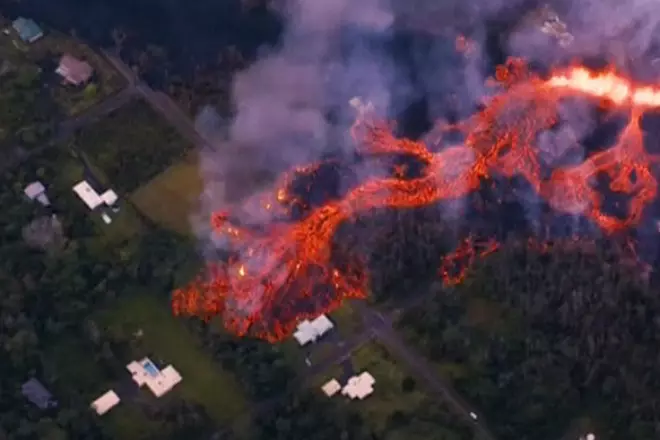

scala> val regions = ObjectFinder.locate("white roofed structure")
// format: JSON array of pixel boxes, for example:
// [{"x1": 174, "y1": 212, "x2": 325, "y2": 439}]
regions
[
  {"x1": 293, "y1": 314, "x2": 335, "y2": 346},
  {"x1": 24, "y1": 181, "x2": 50, "y2": 206},
  {"x1": 341, "y1": 371, "x2": 375, "y2": 400},
  {"x1": 100, "y1": 190, "x2": 118, "y2": 206},
  {"x1": 321, "y1": 379, "x2": 341, "y2": 397},
  {"x1": 127, "y1": 358, "x2": 182, "y2": 398},
  {"x1": 73, "y1": 181, "x2": 104, "y2": 210},
  {"x1": 90, "y1": 390, "x2": 120, "y2": 415}
]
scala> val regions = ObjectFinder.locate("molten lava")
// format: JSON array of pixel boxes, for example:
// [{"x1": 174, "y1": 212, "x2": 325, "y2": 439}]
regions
[{"x1": 173, "y1": 59, "x2": 660, "y2": 342}]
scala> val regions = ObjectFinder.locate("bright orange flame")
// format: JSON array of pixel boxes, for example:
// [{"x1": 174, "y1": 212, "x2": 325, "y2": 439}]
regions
[{"x1": 173, "y1": 59, "x2": 660, "y2": 342}]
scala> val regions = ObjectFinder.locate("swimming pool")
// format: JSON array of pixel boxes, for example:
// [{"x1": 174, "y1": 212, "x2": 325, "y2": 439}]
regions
[{"x1": 142, "y1": 360, "x2": 160, "y2": 377}]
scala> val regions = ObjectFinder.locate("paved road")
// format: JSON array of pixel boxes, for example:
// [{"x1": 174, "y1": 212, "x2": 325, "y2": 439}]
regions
[
  {"x1": 353, "y1": 301, "x2": 499, "y2": 440},
  {"x1": 102, "y1": 49, "x2": 216, "y2": 151}
]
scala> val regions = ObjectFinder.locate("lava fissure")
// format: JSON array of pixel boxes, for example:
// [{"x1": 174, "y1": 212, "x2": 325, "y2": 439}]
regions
[{"x1": 173, "y1": 59, "x2": 660, "y2": 342}]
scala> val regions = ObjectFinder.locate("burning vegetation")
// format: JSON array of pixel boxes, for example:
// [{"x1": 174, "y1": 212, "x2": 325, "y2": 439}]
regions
[{"x1": 173, "y1": 58, "x2": 660, "y2": 342}]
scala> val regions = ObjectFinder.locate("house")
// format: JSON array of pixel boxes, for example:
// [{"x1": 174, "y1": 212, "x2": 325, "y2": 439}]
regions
[
  {"x1": 341, "y1": 371, "x2": 375, "y2": 400},
  {"x1": 91, "y1": 390, "x2": 120, "y2": 415},
  {"x1": 24, "y1": 181, "x2": 50, "y2": 206},
  {"x1": 293, "y1": 314, "x2": 334, "y2": 346},
  {"x1": 321, "y1": 379, "x2": 341, "y2": 397},
  {"x1": 56, "y1": 54, "x2": 93, "y2": 86},
  {"x1": 21, "y1": 378, "x2": 58, "y2": 409},
  {"x1": 72, "y1": 180, "x2": 118, "y2": 222},
  {"x1": 126, "y1": 358, "x2": 182, "y2": 398},
  {"x1": 12, "y1": 17, "x2": 43, "y2": 44}
]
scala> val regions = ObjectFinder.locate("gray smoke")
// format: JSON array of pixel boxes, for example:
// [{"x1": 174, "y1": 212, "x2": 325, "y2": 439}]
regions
[
  {"x1": 192, "y1": 0, "x2": 660, "y2": 243},
  {"x1": 194, "y1": 0, "x2": 406, "y2": 233}
]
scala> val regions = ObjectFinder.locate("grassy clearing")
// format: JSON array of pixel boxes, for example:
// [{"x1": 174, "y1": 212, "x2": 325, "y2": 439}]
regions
[
  {"x1": 130, "y1": 152, "x2": 204, "y2": 236},
  {"x1": 314, "y1": 342, "x2": 478, "y2": 440},
  {"x1": 75, "y1": 100, "x2": 192, "y2": 193},
  {"x1": 97, "y1": 293, "x2": 249, "y2": 425},
  {"x1": 28, "y1": 30, "x2": 125, "y2": 115},
  {"x1": 0, "y1": 15, "x2": 124, "y2": 115},
  {"x1": 44, "y1": 336, "x2": 162, "y2": 439}
]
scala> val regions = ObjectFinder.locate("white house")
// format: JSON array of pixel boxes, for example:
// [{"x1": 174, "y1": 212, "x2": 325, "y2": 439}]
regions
[
  {"x1": 321, "y1": 379, "x2": 341, "y2": 397},
  {"x1": 293, "y1": 314, "x2": 334, "y2": 346},
  {"x1": 24, "y1": 181, "x2": 50, "y2": 206},
  {"x1": 341, "y1": 371, "x2": 375, "y2": 400},
  {"x1": 90, "y1": 390, "x2": 120, "y2": 416},
  {"x1": 72, "y1": 181, "x2": 118, "y2": 223},
  {"x1": 126, "y1": 358, "x2": 182, "y2": 398}
]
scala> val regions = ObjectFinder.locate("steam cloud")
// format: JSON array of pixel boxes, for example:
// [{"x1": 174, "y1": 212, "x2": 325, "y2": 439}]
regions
[{"x1": 193, "y1": 0, "x2": 660, "y2": 243}]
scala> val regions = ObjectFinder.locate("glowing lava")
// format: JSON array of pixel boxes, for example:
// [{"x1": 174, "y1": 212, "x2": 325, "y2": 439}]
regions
[{"x1": 173, "y1": 59, "x2": 660, "y2": 342}]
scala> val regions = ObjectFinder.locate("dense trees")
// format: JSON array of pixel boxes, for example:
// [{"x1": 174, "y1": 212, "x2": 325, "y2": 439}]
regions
[{"x1": 398, "y1": 238, "x2": 660, "y2": 440}]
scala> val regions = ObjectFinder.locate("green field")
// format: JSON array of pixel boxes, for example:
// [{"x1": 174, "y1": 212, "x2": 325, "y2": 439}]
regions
[
  {"x1": 315, "y1": 342, "x2": 478, "y2": 440},
  {"x1": 74, "y1": 100, "x2": 193, "y2": 193},
  {"x1": 97, "y1": 294, "x2": 249, "y2": 425},
  {"x1": 130, "y1": 152, "x2": 204, "y2": 235}
]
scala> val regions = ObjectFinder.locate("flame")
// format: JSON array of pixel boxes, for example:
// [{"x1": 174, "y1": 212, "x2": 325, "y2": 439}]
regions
[{"x1": 173, "y1": 59, "x2": 660, "y2": 342}]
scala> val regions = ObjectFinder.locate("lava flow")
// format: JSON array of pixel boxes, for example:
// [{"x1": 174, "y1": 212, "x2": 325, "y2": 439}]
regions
[{"x1": 173, "y1": 58, "x2": 660, "y2": 342}]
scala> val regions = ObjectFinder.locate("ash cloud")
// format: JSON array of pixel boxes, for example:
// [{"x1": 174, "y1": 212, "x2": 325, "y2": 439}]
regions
[{"x1": 193, "y1": 0, "x2": 405, "y2": 233}]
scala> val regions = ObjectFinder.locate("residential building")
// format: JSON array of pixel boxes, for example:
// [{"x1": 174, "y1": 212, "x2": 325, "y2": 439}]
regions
[
  {"x1": 12, "y1": 17, "x2": 43, "y2": 43},
  {"x1": 21, "y1": 378, "x2": 57, "y2": 409},
  {"x1": 341, "y1": 371, "x2": 375, "y2": 400},
  {"x1": 90, "y1": 390, "x2": 120, "y2": 415},
  {"x1": 72, "y1": 180, "x2": 117, "y2": 211},
  {"x1": 293, "y1": 314, "x2": 334, "y2": 346},
  {"x1": 126, "y1": 358, "x2": 182, "y2": 398},
  {"x1": 24, "y1": 181, "x2": 50, "y2": 206},
  {"x1": 321, "y1": 379, "x2": 341, "y2": 397},
  {"x1": 56, "y1": 54, "x2": 93, "y2": 86}
]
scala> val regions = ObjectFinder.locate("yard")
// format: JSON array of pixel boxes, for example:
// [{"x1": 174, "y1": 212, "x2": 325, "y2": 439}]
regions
[
  {"x1": 74, "y1": 99, "x2": 193, "y2": 193},
  {"x1": 0, "y1": 146, "x2": 143, "y2": 251},
  {"x1": 43, "y1": 336, "x2": 168, "y2": 440},
  {"x1": 130, "y1": 152, "x2": 204, "y2": 236},
  {"x1": 314, "y1": 342, "x2": 479, "y2": 440},
  {"x1": 0, "y1": 15, "x2": 124, "y2": 116},
  {"x1": 96, "y1": 293, "x2": 249, "y2": 427}
]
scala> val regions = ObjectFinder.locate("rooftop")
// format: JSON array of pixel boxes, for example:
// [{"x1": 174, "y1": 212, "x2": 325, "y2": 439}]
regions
[
  {"x1": 91, "y1": 390, "x2": 120, "y2": 416},
  {"x1": 341, "y1": 371, "x2": 375, "y2": 400},
  {"x1": 56, "y1": 54, "x2": 94, "y2": 85},
  {"x1": 12, "y1": 17, "x2": 43, "y2": 43},
  {"x1": 126, "y1": 357, "x2": 182, "y2": 398},
  {"x1": 22, "y1": 378, "x2": 57, "y2": 409},
  {"x1": 321, "y1": 379, "x2": 341, "y2": 397},
  {"x1": 293, "y1": 314, "x2": 334, "y2": 346}
]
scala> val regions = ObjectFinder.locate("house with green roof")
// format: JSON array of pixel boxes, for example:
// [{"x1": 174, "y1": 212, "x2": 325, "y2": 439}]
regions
[{"x1": 12, "y1": 17, "x2": 43, "y2": 43}]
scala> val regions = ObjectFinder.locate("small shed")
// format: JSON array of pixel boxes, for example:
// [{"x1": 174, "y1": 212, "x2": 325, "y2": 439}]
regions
[
  {"x1": 321, "y1": 379, "x2": 341, "y2": 397},
  {"x1": 12, "y1": 17, "x2": 43, "y2": 43},
  {"x1": 22, "y1": 378, "x2": 57, "y2": 409},
  {"x1": 24, "y1": 181, "x2": 50, "y2": 206},
  {"x1": 56, "y1": 54, "x2": 93, "y2": 86},
  {"x1": 91, "y1": 390, "x2": 120, "y2": 415}
]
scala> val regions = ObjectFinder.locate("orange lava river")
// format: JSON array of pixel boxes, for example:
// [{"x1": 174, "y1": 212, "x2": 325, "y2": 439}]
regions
[{"x1": 172, "y1": 58, "x2": 660, "y2": 342}]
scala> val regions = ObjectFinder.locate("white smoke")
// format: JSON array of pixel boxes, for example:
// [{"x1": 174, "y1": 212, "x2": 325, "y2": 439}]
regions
[{"x1": 194, "y1": 0, "x2": 404, "y2": 233}]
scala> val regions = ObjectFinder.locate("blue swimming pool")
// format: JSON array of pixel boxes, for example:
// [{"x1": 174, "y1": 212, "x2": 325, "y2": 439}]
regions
[{"x1": 142, "y1": 360, "x2": 160, "y2": 377}]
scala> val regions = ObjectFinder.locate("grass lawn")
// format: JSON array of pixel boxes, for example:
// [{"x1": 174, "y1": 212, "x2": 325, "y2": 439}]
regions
[
  {"x1": 0, "y1": 15, "x2": 124, "y2": 116},
  {"x1": 130, "y1": 152, "x2": 204, "y2": 236},
  {"x1": 74, "y1": 99, "x2": 193, "y2": 193},
  {"x1": 97, "y1": 293, "x2": 249, "y2": 426},
  {"x1": 314, "y1": 342, "x2": 479, "y2": 440},
  {"x1": 0, "y1": 146, "x2": 143, "y2": 252}
]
